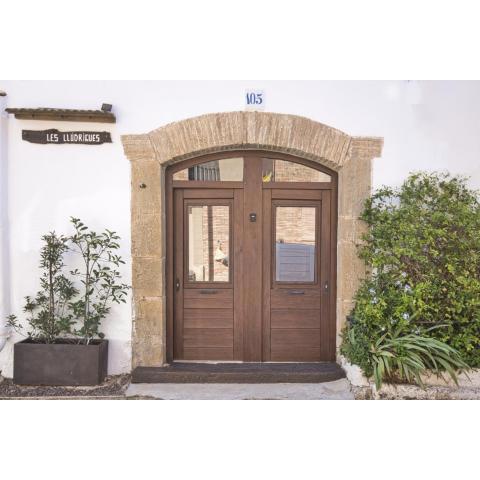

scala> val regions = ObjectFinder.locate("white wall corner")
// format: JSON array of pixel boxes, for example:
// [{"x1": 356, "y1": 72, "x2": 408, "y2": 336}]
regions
[
  {"x1": 0, "y1": 90, "x2": 12, "y2": 354},
  {"x1": 338, "y1": 355, "x2": 370, "y2": 387}
]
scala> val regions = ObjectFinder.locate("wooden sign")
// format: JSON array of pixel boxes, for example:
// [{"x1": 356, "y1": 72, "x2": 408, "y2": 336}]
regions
[{"x1": 22, "y1": 129, "x2": 112, "y2": 145}]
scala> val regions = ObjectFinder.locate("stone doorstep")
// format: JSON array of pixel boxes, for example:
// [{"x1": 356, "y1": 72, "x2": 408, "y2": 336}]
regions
[
  {"x1": 125, "y1": 379, "x2": 355, "y2": 400},
  {"x1": 131, "y1": 362, "x2": 346, "y2": 384}
]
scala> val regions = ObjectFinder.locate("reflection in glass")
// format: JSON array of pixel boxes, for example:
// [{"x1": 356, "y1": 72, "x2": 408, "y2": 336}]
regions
[
  {"x1": 275, "y1": 206, "x2": 316, "y2": 282},
  {"x1": 188, "y1": 205, "x2": 230, "y2": 282},
  {"x1": 174, "y1": 158, "x2": 244, "y2": 181},
  {"x1": 262, "y1": 158, "x2": 331, "y2": 182}
]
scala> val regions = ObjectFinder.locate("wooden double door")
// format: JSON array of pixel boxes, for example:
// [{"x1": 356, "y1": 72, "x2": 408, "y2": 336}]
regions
[{"x1": 168, "y1": 153, "x2": 336, "y2": 362}]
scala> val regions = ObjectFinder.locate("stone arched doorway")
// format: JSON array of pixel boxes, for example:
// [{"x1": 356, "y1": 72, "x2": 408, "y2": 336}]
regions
[{"x1": 121, "y1": 112, "x2": 383, "y2": 368}]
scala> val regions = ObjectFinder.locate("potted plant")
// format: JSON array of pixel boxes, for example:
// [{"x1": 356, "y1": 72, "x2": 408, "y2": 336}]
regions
[{"x1": 7, "y1": 218, "x2": 129, "y2": 386}]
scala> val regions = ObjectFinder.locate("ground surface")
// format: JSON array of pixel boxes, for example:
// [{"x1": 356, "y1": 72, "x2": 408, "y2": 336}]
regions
[
  {"x1": 2, "y1": 373, "x2": 480, "y2": 400},
  {"x1": 0, "y1": 375, "x2": 354, "y2": 399},
  {"x1": 0, "y1": 374, "x2": 130, "y2": 399},
  {"x1": 353, "y1": 383, "x2": 480, "y2": 400}
]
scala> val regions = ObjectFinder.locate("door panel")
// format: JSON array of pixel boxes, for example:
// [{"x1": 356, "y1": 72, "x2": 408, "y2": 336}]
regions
[
  {"x1": 270, "y1": 289, "x2": 321, "y2": 309},
  {"x1": 320, "y1": 189, "x2": 334, "y2": 360},
  {"x1": 271, "y1": 309, "x2": 320, "y2": 329},
  {"x1": 270, "y1": 346, "x2": 322, "y2": 362},
  {"x1": 242, "y1": 156, "x2": 264, "y2": 361},
  {"x1": 271, "y1": 328, "x2": 321, "y2": 347},
  {"x1": 184, "y1": 328, "x2": 234, "y2": 347},
  {"x1": 174, "y1": 189, "x2": 241, "y2": 361},
  {"x1": 233, "y1": 189, "x2": 245, "y2": 360},
  {"x1": 184, "y1": 308, "x2": 233, "y2": 329},
  {"x1": 184, "y1": 289, "x2": 233, "y2": 309},
  {"x1": 263, "y1": 191, "x2": 330, "y2": 362},
  {"x1": 183, "y1": 347, "x2": 234, "y2": 361}
]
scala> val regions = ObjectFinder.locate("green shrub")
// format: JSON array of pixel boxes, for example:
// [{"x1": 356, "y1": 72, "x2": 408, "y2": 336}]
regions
[
  {"x1": 7, "y1": 232, "x2": 77, "y2": 343},
  {"x1": 69, "y1": 217, "x2": 129, "y2": 344},
  {"x1": 7, "y1": 218, "x2": 129, "y2": 345},
  {"x1": 341, "y1": 172, "x2": 480, "y2": 381},
  {"x1": 344, "y1": 326, "x2": 469, "y2": 389}
]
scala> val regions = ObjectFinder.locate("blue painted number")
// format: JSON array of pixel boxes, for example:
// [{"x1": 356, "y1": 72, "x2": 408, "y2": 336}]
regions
[{"x1": 246, "y1": 92, "x2": 263, "y2": 105}]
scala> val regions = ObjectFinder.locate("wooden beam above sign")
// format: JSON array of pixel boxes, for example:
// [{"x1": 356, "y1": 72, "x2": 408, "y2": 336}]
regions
[{"x1": 6, "y1": 107, "x2": 116, "y2": 123}]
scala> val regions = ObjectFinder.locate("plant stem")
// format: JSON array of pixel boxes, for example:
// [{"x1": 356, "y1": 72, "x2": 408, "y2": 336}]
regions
[
  {"x1": 49, "y1": 253, "x2": 54, "y2": 342},
  {"x1": 84, "y1": 243, "x2": 90, "y2": 344}
]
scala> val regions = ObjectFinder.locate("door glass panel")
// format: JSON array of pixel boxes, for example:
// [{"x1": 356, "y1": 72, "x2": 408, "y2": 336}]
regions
[
  {"x1": 262, "y1": 158, "x2": 331, "y2": 182},
  {"x1": 188, "y1": 205, "x2": 230, "y2": 282},
  {"x1": 174, "y1": 158, "x2": 243, "y2": 181},
  {"x1": 275, "y1": 206, "x2": 316, "y2": 282}
]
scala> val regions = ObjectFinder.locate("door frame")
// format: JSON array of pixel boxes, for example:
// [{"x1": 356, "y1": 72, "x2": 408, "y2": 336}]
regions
[
  {"x1": 122, "y1": 112, "x2": 382, "y2": 369},
  {"x1": 165, "y1": 149, "x2": 338, "y2": 363}
]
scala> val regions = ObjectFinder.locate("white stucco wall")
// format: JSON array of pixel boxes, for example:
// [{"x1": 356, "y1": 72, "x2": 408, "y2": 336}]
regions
[{"x1": 0, "y1": 80, "x2": 479, "y2": 378}]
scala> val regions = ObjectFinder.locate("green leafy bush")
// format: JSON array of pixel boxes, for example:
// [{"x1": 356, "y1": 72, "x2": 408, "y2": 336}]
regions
[
  {"x1": 7, "y1": 232, "x2": 77, "y2": 343},
  {"x1": 341, "y1": 172, "x2": 480, "y2": 382},
  {"x1": 7, "y1": 218, "x2": 129, "y2": 344},
  {"x1": 344, "y1": 326, "x2": 469, "y2": 389},
  {"x1": 69, "y1": 217, "x2": 129, "y2": 344}
]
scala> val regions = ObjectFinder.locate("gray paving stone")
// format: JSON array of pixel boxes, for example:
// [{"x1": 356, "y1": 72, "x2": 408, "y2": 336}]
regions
[{"x1": 125, "y1": 379, "x2": 354, "y2": 400}]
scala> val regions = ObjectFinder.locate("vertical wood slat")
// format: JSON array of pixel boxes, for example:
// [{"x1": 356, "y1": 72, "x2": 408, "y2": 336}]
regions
[
  {"x1": 233, "y1": 189, "x2": 244, "y2": 360},
  {"x1": 320, "y1": 190, "x2": 332, "y2": 360},
  {"x1": 173, "y1": 189, "x2": 184, "y2": 359},
  {"x1": 262, "y1": 189, "x2": 272, "y2": 361},
  {"x1": 166, "y1": 175, "x2": 174, "y2": 362},
  {"x1": 243, "y1": 156, "x2": 263, "y2": 361},
  {"x1": 207, "y1": 205, "x2": 214, "y2": 281},
  {"x1": 330, "y1": 182, "x2": 338, "y2": 361}
]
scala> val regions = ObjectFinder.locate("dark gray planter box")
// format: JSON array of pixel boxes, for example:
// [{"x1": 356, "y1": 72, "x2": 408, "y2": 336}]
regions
[{"x1": 14, "y1": 338, "x2": 108, "y2": 386}]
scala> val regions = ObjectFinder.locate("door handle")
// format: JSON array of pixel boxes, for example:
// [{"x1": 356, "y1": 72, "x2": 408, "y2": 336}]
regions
[
  {"x1": 176, "y1": 278, "x2": 180, "y2": 291},
  {"x1": 324, "y1": 281, "x2": 329, "y2": 293},
  {"x1": 200, "y1": 289, "x2": 219, "y2": 294},
  {"x1": 287, "y1": 290, "x2": 305, "y2": 295}
]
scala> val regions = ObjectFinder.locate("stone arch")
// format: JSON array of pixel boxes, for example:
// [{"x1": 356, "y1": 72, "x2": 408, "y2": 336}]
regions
[{"x1": 121, "y1": 112, "x2": 383, "y2": 368}]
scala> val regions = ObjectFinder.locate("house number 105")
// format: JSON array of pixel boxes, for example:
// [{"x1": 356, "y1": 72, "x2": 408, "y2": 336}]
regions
[{"x1": 245, "y1": 90, "x2": 265, "y2": 110}]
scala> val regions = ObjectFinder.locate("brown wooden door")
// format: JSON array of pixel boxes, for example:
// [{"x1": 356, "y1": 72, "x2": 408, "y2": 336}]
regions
[
  {"x1": 173, "y1": 188, "x2": 244, "y2": 361},
  {"x1": 262, "y1": 188, "x2": 334, "y2": 361},
  {"x1": 170, "y1": 151, "x2": 336, "y2": 363}
]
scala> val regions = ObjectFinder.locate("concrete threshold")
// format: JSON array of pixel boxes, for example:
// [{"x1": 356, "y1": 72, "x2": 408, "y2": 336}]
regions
[{"x1": 125, "y1": 379, "x2": 354, "y2": 400}]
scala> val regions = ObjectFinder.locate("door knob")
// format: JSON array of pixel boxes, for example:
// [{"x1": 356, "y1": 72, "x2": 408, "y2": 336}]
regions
[{"x1": 176, "y1": 278, "x2": 180, "y2": 291}]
